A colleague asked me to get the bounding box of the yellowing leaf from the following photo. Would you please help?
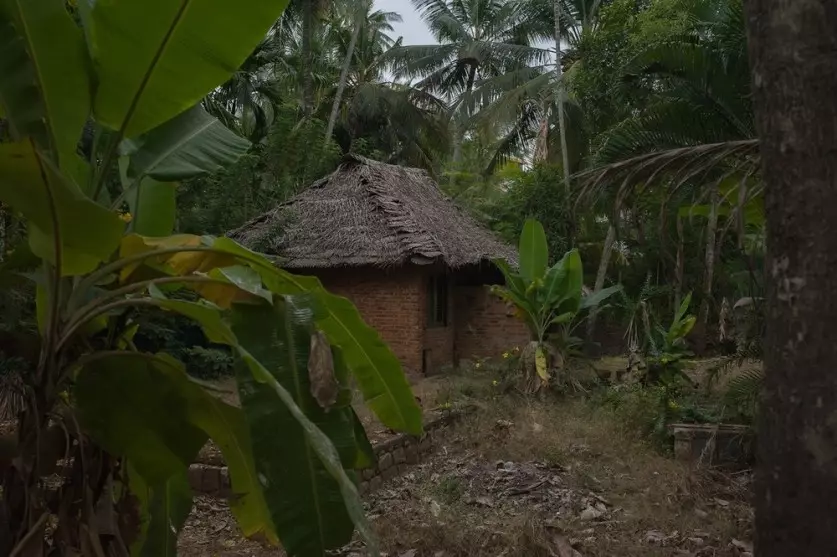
[535,344,549,383]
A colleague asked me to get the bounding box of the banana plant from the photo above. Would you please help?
[492,219,620,393]
[0,1,420,555]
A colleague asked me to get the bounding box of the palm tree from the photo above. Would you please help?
[471,0,607,172]
[386,0,551,169]
[285,0,333,116]
[204,30,286,141]
[325,3,402,142]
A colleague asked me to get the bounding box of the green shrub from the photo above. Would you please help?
[182,346,235,380]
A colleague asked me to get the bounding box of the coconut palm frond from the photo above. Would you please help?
[724,367,764,410]
[483,102,542,175]
[577,139,760,205]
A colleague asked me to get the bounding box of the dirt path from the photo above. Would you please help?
[179,385,753,557]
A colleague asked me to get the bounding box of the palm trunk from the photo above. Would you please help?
[325,5,363,145]
[744,1,837,554]
[301,0,315,117]
[673,214,685,311]
[450,66,477,187]
[694,188,718,354]
[586,224,616,353]
[553,0,574,243]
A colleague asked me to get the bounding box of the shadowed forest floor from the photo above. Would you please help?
[180,366,754,557]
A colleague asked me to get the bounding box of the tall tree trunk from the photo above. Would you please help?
[694,188,719,354]
[553,0,574,244]
[673,214,685,311]
[325,4,364,145]
[586,224,616,353]
[449,66,477,188]
[301,0,315,117]
[744,1,837,554]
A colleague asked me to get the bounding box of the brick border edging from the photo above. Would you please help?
[189,408,468,498]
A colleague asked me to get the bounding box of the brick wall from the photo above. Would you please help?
[454,285,531,361]
[311,266,424,377]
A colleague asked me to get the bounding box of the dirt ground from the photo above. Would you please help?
[179,370,754,557]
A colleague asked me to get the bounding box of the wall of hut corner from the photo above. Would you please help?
[454,285,531,361]
[312,266,424,378]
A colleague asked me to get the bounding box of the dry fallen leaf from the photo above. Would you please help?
[552,534,583,557]
[308,330,338,410]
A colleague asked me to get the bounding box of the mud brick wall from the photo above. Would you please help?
[306,266,425,377]
[454,285,530,360]
[189,411,465,497]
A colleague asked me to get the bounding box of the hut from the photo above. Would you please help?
[229,155,530,376]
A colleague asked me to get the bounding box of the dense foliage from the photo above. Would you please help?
[0,1,421,555]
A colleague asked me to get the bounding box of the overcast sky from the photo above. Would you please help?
[374,0,435,45]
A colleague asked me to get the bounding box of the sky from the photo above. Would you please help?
[374,0,435,45]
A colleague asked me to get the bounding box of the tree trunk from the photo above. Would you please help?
[744,1,837,554]
[673,214,685,311]
[325,4,364,145]
[301,0,315,117]
[694,188,718,354]
[586,224,616,353]
[553,0,574,245]
[449,66,477,188]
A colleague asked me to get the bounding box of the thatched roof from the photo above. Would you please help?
[229,155,517,269]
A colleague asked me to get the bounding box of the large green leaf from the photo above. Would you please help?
[74,353,208,484]
[518,218,548,283]
[0,141,124,274]
[128,464,193,557]
[232,298,373,556]
[86,0,289,137]
[123,105,251,181]
[494,258,526,297]
[184,378,277,544]
[540,251,571,307]
[0,0,90,167]
[127,177,176,237]
[76,351,278,544]
[118,234,423,435]
[558,249,584,314]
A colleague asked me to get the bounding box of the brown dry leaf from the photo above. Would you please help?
[308,331,338,410]
[552,534,583,557]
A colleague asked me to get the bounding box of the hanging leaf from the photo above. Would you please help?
[309,330,339,410]
[76,351,278,544]
[535,344,549,383]
[350,408,376,469]
[519,218,548,283]
[123,105,251,181]
[74,353,208,484]
[86,0,290,137]
[0,141,123,274]
[128,464,193,557]
[232,299,375,556]
[0,0,90,167]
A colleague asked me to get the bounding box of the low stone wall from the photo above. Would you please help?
[189,410,465,497]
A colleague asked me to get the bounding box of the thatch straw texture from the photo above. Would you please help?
[229,155,517,269]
